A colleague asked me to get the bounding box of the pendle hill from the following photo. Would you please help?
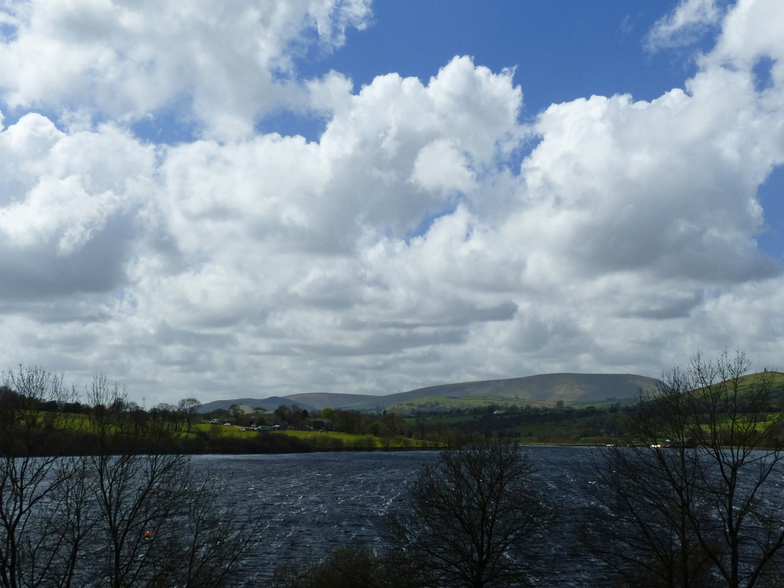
[197,373,661,414]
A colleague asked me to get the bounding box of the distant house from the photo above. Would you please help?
[307,419,334,431]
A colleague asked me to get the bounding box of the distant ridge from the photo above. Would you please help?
[362,372,661,411]
[197,373,660,413]
[197,396,317,414]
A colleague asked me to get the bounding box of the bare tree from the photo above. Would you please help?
[158,473,260,588]
[0,365,78,588]
[587,351,784,588]
[177,398,202,433]
[584,366,714,587]
[83,375,258,588]
[385,439,557,588]
[36,455,96,588]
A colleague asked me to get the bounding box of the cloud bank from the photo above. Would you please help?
[1,0,783,403]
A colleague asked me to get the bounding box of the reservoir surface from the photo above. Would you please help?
[192,446,608,586]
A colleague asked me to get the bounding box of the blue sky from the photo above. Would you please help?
[324,2,691,109]
[0,0,783,404]
[253,2,706,143]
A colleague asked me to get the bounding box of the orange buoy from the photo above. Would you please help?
[144,530,151,539]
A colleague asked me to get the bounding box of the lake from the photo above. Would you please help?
[192,446,610,586]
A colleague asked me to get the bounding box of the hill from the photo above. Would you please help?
[198,373,660,414]
[341,373,660,412]
[197,396,317,414]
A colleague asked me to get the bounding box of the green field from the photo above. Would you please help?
[195,423,438,450]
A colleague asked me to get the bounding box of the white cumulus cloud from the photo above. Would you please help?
[0,0,783,404]
[0,0,371,138]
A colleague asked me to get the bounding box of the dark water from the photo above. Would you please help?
[192,446,608,586]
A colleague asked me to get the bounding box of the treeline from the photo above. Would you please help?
[207,404,456,448]
[0,385,427,455]
[408,402,626,441]
[0,373,672,449]
[259,403,623,445]
[0,384,313,456]
[217,403,411,437]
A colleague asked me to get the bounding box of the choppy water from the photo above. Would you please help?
[192,446,610,586]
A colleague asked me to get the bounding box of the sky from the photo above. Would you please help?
[1,0,784,406]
